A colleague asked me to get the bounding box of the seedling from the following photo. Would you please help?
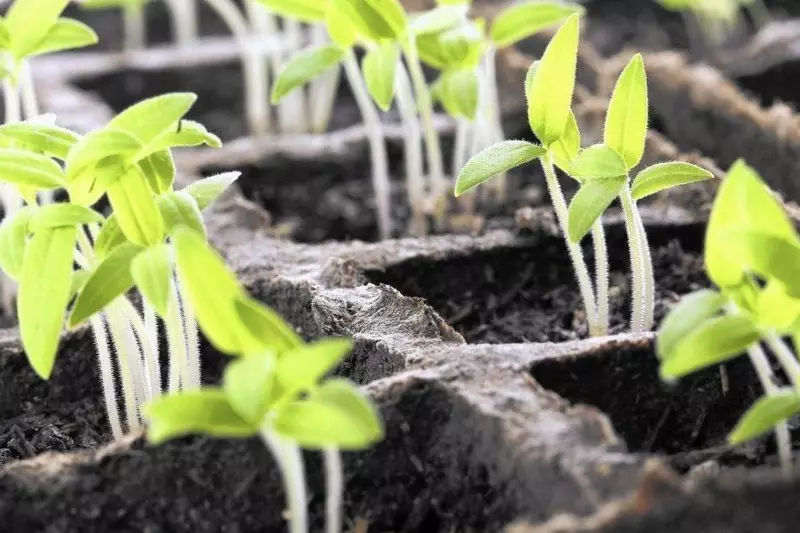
[455,15,713,336]
[657,0,769,50]
[658,160,800,474]
[145,236,383,533]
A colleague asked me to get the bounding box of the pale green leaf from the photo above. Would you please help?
[254,0,326,22]
[223,351,277,424]
[455,140,546,196]
[0,207,33,280]
[729,391,800,445]
[656,289,725,359]
[138,150,175,194]
[65,128,142,180]
[604,53,648,170]
[409,4,467,35]
[130,244,173,318]
[756,282,800,331]
[276,338,354,395]
[437,68,479,120]
[233,296,304,354]
[325,0,359,49]
[0,120,79,160]
[106,166,164,247]
[18,226,76,379]
[491,1,584,48]
[157,191,206,238]
[27,18,98,57]
[134,120,221,163]
[550,111,581,173]
[0,148,66,189]
[631,161,714,200]
[28,204,104,231]
[6,0,70,58]
[362,42,399,111]
[181,172,240,211]
[568,144,628,180]
[567,176,625,242]
[272,45,345,104]
[108,93,197,147]
[725,230,800,296]
[93,214,127,261]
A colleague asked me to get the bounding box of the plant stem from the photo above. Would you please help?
[323,446,343,533]
[19,61,38,119]
[276,19,309,134]
[765,332,800,390]
[168,0,199,47]
[122,2,146,52]
[402,37,446,214]
[633,200,655,330]
[243,0,272,136]
[119,297,161,402]
[166,278,189,393]
[483,46,507,202]
[309,24,340,133]
[142,298,162,398]
[541,152,599,335]
[620,181,646,333]
[591,218,609,335]
[90,314,123,440]
[342,49,392,240]
[394,62,426,236]
[261,429,309,533]
[176,275,201,390]
[106,305,142,431]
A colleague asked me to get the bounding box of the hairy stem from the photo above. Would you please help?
[342,49,392,240]
[176,275,201,390]
[168,0,199,47]
[395,62,426,235]
[591,218,609,335]
[90,314,123,440]
[122,2,146,52]
[276,19,309,133]
[765,332,800,390]
[106,305,142,431]
[620,182,646,332]
[541,152,599,335]
[482,47,507,201]
[19,61,38,119]
[323,447,343,533]
[633,200,655,330]
[309,24,340,133]
[142,298,162,398]
[119,297,161,402]
[166,278,189,393]
[261,429,309,533]
[243,0,272,135]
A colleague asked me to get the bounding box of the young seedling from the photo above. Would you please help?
[145,231,384,533]
[657,0,769,51]
[564,54,712,333]
[658,160,800,474]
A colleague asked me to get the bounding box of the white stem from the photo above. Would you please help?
[0,57,21,316]
[309,24,340,133]
[166,276,189,392]
[261,429,309,533]
[167,0,199,47]
[323,447,343,533]
[106,305,142,431]
[620,181,646,333]
[276,19,309,133]
[123,2,146,52]
[90,314,124,440]
[342,50,392,240]
[19,61,38,119]
[541,153,599,335]
[633,204,655,331]
[3,53,20,123]
[142,298,162,397]
[119,297,161,402]
[483,47,507,201]
[244,0,272,136]
[176,275,201,389]
[403,38,446,204]
[765,332,800,390]
[394,63,426,235]
[459,116,480,215]
[591,218,609,335]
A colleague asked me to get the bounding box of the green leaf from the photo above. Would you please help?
[568,144,628,180]
[337,0,406,41]
[325,0,359,49]
[181,172,240,211]
[550,111,581,172]
[660,314,760,380]
[69,269,91,299]
[130,244,173,318]
[706,161,797,288]
[108,93,197,148]
[567,176,625,242]
[27,18,98,57]
[725,230,800,295]
[145,389,257,444]
[526,14,580,146]
[0,120,79,160]
[0,148,66,189]
[272,45,345,104]
[409,4,467,35]
[656,289,726,359]
[276,338,354,395]
[604,53,648,170]
[756,282,800,331]
[68,242,141,328]
[491,1,584,48]
[134,120,221,163]
[437,68,479,120]
[173,228,251,355]
[233,296,304,354]
[93,214,127,261]
[157,191,206,238]
[455,140,546,196]
[28,204,104,232]
[223,351,277,424]
[631,161,714,200]
[65,128,142,180]
[729,391,800,445]
[254,0,327,22]
[274,378,383,450]
[0,19,10,50]
[138,150,175,194]
[362,42,399,111]
[0,207,33,280]
[5,0,70,58]
[18,226,76,379]
[106,166,164,247]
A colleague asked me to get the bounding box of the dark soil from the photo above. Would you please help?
[368,223,707,343]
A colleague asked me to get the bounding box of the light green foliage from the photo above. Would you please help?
[604,54,648,170]
[526,14,579,146]
[0,120,79,160]
[272,45,345,104]
[362,42,399,111]
[567,144,627,180]
[0,207,33,280]
[434,68,479,120]
[550,111,581,172]
[27,204,104,232]
[182,172,241,211]
[729,392,800,444]
[0,149,66,189]
[567,176,625,242]
[255,0,327,22]
[410,4,467,36]
[454,141,547,196]
[631,162,714,200]
[131,244,173,318]
[234,296,304,354]
[656,289,725,358]
[223,351,278,425]
[490,1,584,48]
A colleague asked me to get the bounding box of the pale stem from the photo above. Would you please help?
[167,0,199,47]
[276,19,309,134]
[342,49,392,240]
[123,2,147,52]
[619,181,646,333]
[402,37,446,205]
[166,277,189,392]
[244,0,272,136]
[90,314,123,440]
[591,218,609,335]
[176,275,201,390]
[541,152,599,335]
[458,116,478,215]
[764,332,800,390]
[309,24,340,133]
[19,61,39,119]
[394,62,426,235]
[261,429,309,533]
[106,305,142,431]
[323,446,343,533]
[482,47,507,201]
[452,117,470,193]
[119,297,161,402]
[746,0,770,28]
[633,200,655,330]
[142,298,162,398]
